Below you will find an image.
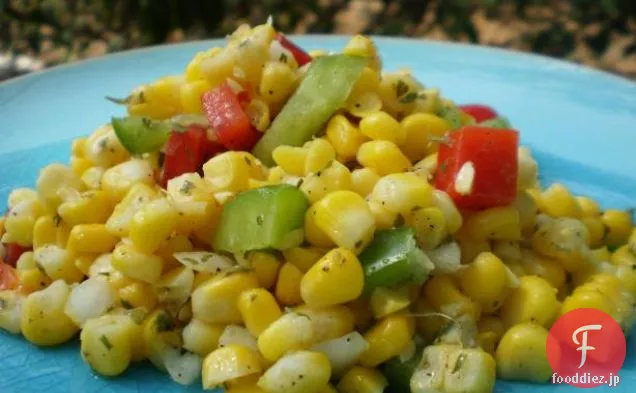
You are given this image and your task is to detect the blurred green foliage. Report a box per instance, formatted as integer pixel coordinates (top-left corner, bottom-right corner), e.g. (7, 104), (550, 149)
(1, 0), (634, 77)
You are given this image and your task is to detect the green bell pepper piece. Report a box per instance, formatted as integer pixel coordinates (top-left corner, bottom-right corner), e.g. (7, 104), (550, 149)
(383, 347), (424, 393)
(358, 227), (434, 293)
(478, 116), (512, 129)
(252, 55), (366, 166)
(214, 185), (309, 254)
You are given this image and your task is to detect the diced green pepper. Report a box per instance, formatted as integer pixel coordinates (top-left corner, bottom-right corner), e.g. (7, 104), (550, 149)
(358, 228), (434, 293)
(383, 348), (424, 393)
(112, 114), (209, 154)
(214, 185), (309, 254)
(252, 55), (366, 166)
(478, 116), (511, 129)
(439, 106), (463, 129)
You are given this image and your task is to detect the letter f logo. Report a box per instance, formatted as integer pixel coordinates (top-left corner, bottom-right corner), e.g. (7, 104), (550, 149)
(572, 324), (602, 369)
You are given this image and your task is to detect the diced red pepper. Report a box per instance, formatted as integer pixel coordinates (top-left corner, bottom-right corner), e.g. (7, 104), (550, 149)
(275, 33), (312, 67)
(3, 243), (31, 267)
(459, 104), (498, 123)
(202, 82), (262, 151)
(435, 126), (518, 210)
(0, 262), (18, 290)
(160, 126), (209, 186)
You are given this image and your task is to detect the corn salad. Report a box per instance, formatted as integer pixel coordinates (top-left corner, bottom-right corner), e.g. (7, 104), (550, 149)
(0, 20), (635, 393)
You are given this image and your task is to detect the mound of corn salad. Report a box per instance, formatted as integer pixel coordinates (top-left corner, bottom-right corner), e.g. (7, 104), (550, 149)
(1, 21), (635, 393)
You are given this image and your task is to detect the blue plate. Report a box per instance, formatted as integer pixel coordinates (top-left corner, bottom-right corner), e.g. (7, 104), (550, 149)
(1, 36), (635, 393)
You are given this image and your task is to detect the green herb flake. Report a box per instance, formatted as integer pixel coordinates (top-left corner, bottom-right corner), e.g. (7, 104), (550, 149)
(438, 162), (448, 173)
(98, 272), (110, 277)
(395, 80), (409, 98)
(52, 214), (62, 227)
(280, 53), (288, 63)
(105, 96), (131, 105)
(121, 300), (133, 309)
(35, 262), (46, 274)
(100, 335), (113, 350)
(451, 352), (466, 374)
(155, 312), (175, 332)
(399, 92), (418, 104)
(0, 298), (6, 310)
(180, 180), (195, 195)
(181, 256), (199, 265)
(141, 117), (153, 128)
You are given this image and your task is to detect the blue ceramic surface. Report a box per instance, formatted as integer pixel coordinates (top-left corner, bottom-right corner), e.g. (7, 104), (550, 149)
(0, 36), (635, 393)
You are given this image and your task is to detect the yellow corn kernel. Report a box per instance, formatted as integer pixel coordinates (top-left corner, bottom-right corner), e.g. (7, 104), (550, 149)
(18, 268), (50, 294)
(561, 286), (614, 316)
(119, 281), (158, 311)
(7, 188), (38, 209)
(540, 183), (581, 218)
(203, 151), (266, 193)
(337, 366), (388, 393)
(400, 113), (451, 161)
(455, 232), (491, 264)
(283, 246), (325, 273)
(81, 166), (104, 190)
(258, 350), (331, 393)
(304, 204), (335, 248)
(275, 262), (304, 307)
(477, 316), (505, 354)
(520, 250), (566, 290)
(582, 216), (605, 248)
(458, 252), (516, 313)
(431, 190), (462, 234)
(463, 206), (521, 241)
(370, 286), (411, 319)
(185, 48), (220, 81)
(360, 315), (413, 367)
(192, 272), (259, 324)
(70, 156), (93, 177)
(129, 198), (178, 254)
(424, 275), (481, 321)
(83, 125), (130, 168)
(272, 146), (308, 177)
(67, 224), (118, 254)
(367, 200), (398, 230)
(411, 153), (438, 182)
(531, 217), (590, 273)
(611, 245), (636, 266)
(238, 288), (283, 336)
(513, 191), (538, 234)
(615, 263), (636, 297)
(179, 79), (211, 113)
(105, 183), (158, 237)
(74, 254), (97, 276)
(351, 168), (380, 198)
(359, 111), (406, 145)
(370, 173), (432, 216)
(3, 199), (45, 246)
(357, 140), (411, 175)
(200, 47), (236, 88)
(411, 297), (447, 341)
(182, 318), (224, 357)
(326, 115), (368, 162)
(602, 209), (633, 248)
(247, 251), (281, 289)
(245, 98), (271, 132)
(58, 190), (113, 226)
(257, 311), (315, 362)
(300, 248), (364, 307)
(413, 88), (441, 116)
(71, 137), (87, 157)
(304, 138), (336, 175)
(111, 244), (164, 284)
(128, 101), (176, 120)
(260, 61), (297, 107)
(500, 276), (558, 328)
(378, 72), (423, 118)
(576, 196), (601, 217)
(101, 159), (154, 202)
(343, 35), (381, 71)
(34, 244), (83, 283)
(496, 323), (552, 383)
(294, 304), (356, 344)
(202, 344), (263, 390)
(312, 191), (375, 252)
(166, 173), (220, 234)
(344, 91), (382, 119)
(408, 207), (448, 250)
(299, 161), (352, 204)
(155, 235), (194, 271)
(32, 215), (58, 249)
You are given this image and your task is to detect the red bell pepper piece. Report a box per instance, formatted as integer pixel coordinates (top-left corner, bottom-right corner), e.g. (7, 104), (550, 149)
(0, 262), (18, 290)
(202, 82), (262, 151)
(3, 242), (31, 267)
(275, 33), (312, 67)
(160, 126), (209, 186)
(435, 126), (518, 210)
(459, 104), (498, 123)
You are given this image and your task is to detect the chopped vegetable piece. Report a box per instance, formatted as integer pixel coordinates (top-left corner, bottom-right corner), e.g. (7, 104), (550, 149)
(436, 126), (519, 210)
(438, 106), (463, 130)
(0, 262), (18, 290)
(112, 116), (171, 154)
(214, 185), (309, 254)
(459, 104), (498, 123)
(202, 82), (262, 151)
(383, 347), (423, 393)
(160, 126), (209, 186)
(3, 243), (31, 267)
(252, 55), (366, 166)
(275, 33), (313, 66)
(358, 228), (434, 293)
(479, 116), (511, 129)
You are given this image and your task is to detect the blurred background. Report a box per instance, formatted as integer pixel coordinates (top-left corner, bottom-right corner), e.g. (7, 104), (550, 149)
(1, 0), (635, 81)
